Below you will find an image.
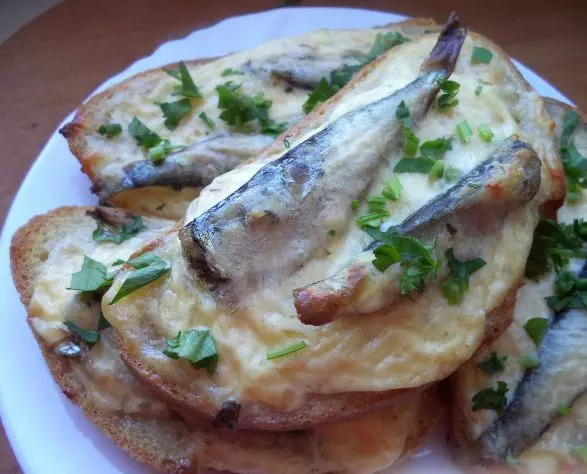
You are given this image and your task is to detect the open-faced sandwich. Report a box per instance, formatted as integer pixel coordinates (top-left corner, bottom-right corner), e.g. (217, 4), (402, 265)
(10, 12), (585, 473)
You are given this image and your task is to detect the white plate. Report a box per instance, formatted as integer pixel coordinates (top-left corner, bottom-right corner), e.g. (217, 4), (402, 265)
(0, 7), (573, 474)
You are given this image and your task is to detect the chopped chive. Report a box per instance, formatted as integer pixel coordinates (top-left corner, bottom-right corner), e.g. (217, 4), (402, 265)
(382, 175), (403, 201)
(351, 199), (360, 210)
(429, 160), (445, 180)
(420, 137), (452, 159)
(221, 68), (244, 77)
(557, 404), (571, 415)
(437, 79), (460, 113)
(266, 341), (307, 360)
(478, 124), (494, 143)
(403, 127), (420, 156)
(472, 46), (494, 65)
(98, 123), (122, 138)
(456, 120), (473, 144)
(520, 355), (540, 369)
(356, 211), (389, 228)
(199, 111), (216, 130)
(475, 84), (484, 96)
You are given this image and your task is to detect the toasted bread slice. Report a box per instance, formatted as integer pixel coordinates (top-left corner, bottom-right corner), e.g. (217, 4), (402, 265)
(10, 206), (443, 474)
(449, 101), (586, 472)
(60, 19), (440, 219)
(105, 25), (562, 430)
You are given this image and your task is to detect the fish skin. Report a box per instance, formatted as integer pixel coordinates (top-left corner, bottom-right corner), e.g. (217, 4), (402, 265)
(96, 134), (273, 199)
(180, 14), (467, 297)
(294, 138), (542, 326)
(477, 303), (587, 460)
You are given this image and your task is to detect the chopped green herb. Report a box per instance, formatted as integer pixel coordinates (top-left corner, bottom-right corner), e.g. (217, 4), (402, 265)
(403, 127), (420, 156)
(164, 61), (202, 98)
(472, 381), (509, 414)
(520, 355), (540, 369)
(159, 98), (192, 130)
(216, 82), (275, 131)
(302, 77), (339, 114)
(442, 248), (486, 304)
(394, 157), (436, 174)
(163, 328), (218, 375)
(478, 124), (494, 143)
(98, 311), (111, 331)
(546, 268), (587, 312)
(221, 68), (244, 77)
(571, 445), (587, 463)
(395, 100), (412, 128)
(147, 139), (185, 163)
(128, 117), (161, 149)
(98, 123), (122, 138)
(63, 320), (100, 344)
(356, 196), (391, 228)
(420, 137), (452, 158)
(112, 259), (126, 266)
(199, 111), (216, 130)
(382, 175), (403, 201)
(477, 351), (507, 375)
(524, 317), (549, 346)
(68, 256), (112, 292)
(429, 160), (445, 180)
(366, 228), (440, 294)
(474, 84), (484, 96)
(560, 110), (587, 203)
(109, 254), (170, 304)
(557, 404), (571, 415)
(266, 341), (307, 360)
(361, 31), (409, 64)
(456, 120), (473, 144)
(260, 119), (287, 137)
(351, 199), (361, 210)
(471, 46), (494, 65)
(437, 79), (460, 113)
(92, 215), (145, 244)
(328, 229), (336, 237)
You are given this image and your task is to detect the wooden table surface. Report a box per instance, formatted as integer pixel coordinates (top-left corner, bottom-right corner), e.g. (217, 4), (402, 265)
(1, 0), (586, 471)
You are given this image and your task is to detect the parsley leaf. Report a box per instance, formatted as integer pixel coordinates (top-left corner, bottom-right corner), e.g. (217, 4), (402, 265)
(68, 256), (112, 292)
(366, 228), (440, 294)
(63, 320), (100, 345)
(471, 46), (494, 65)
(164, 61), (202, 98)
(472, 381), (509, 414)
(560, 109), (587, 202)
(361, 31), (409, 63)
(546, 268), (587, 311)
(266, 341), (307, 360)
(92, 215), (145, 244)
(98, 123), (122, 138)
(394, 157), (436, 174)
(524, 317), (549, 346)
(128, 117), (161, 149)
(442, 248), (486, 304)
(395, 100), (412, 128)
(420, 138), (452, 158)
(477, 351), (507, 375)
(356, 195), (390, 229)
(159, 98), (192, 130)
(221, 68), (244, 76)
(403, 127), (420, 156)
(437, 79), (460, 113)
(163, 328), (218, 375)
(199, 111), (216, 130)
(216, 82), (273, 129)
(302, 77), (339, 114)
(260, 119), (287, 137)
(109, 254), (170, 304)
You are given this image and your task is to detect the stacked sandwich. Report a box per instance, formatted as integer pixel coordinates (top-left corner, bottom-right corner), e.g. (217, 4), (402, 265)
(10, 13), (587, 473)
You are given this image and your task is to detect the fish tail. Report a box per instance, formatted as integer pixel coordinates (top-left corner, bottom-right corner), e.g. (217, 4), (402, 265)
(420, 12), (467, 78)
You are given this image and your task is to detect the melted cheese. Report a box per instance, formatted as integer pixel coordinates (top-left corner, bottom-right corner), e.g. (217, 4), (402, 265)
(104, 35), (554, 412)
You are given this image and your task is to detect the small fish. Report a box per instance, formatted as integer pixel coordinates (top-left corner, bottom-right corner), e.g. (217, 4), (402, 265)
(244, 46), (364, 90)
(180, 14), (467, 298)
(294, 138), (542, 325)
(95, 133), (273, 199)
(477, 279), (587, 461)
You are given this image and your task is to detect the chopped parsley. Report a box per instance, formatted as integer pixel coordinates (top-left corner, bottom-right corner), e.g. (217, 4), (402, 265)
(403, 127), (420, 156)
(471, 46), (494, 65)
(128, 117), (162, 149)
(159, 98), (192, 130)
(351, 199), (361, 210)
(92, 215), (145, 244)
(523, 317), (549, 346)
(546, 268), (587, 312)
(442, 248), (486, 304)
(328, 229), (336, 237)
(394, 157), (436, 174)
(260, 119), (287, 137)
(472, 381), (509, 414)
(395, 100), (412, 128)
(520, 355), (540, 369)
(557, 404), (571, 415)
(560, 109), (587, 204)
(68, 256), (114, 293)
(366, 228), (440, 295)
(63, 320), (100, 345)
(164, 61), (202, 98)
(108, 253), (170, 304)
(477, 351), (507, 375)
(303, 32), (409, 114)
(456, 120), (473, 143)
(478, 124), (494, 143)
(356, 196), (390, 228)
(163, 328), (218, 375)
(429, 160), (445, 180)
(147, 139), (185, 163)
(420, 138), (452, 159)
(437, 79), (460, 113)
(382, 175), (403, 202)
(266, 341), (307, 360)
(98, 123), (122, 138)
(221, 68), (244, 77)
(199, 111), (216, 130)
